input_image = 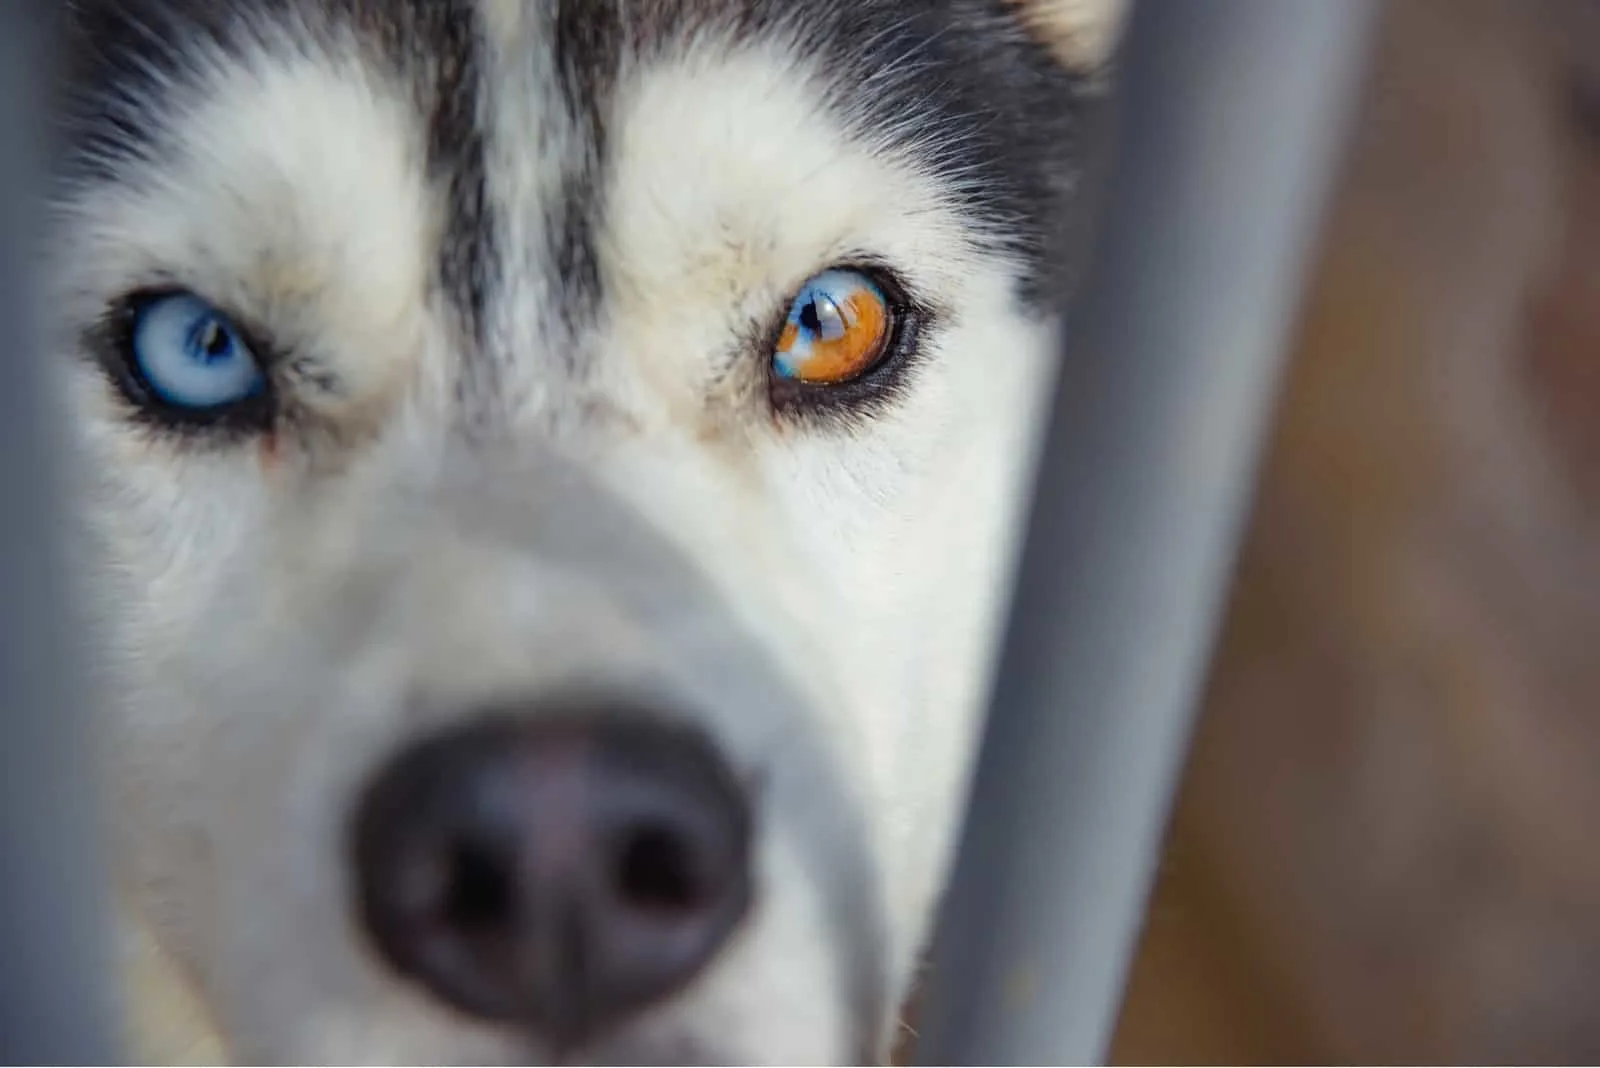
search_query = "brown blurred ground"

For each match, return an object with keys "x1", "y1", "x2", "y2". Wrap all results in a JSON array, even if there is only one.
[{"x1": 1111, "y1": 0, "x2": 1600, "y2": 1061}]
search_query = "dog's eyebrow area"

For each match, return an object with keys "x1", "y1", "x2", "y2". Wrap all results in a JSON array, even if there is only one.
[
  {"x1": 53, "y1": 15, "x2": 461, "y2": 418},
  {"x1": 515, "y1": 0, "x2": 1093, "y2": 317}
]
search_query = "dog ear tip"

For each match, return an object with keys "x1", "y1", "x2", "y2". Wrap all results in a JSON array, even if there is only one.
[{"x1": 1004, "y1": 0, "x2": 1133, "y2": 73}]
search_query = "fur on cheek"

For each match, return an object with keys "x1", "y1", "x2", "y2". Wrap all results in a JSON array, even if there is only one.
[{"x1": 119, "y1": 897, "x2": 228, "y2": 1065}]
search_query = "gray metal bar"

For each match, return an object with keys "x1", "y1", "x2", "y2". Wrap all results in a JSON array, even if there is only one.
[
  {"x1": 914, "y1": 1, "x2": 1376, "y2": 1063},
  {"x1": 0, "y1": 2, "x2": 121, "y2": 1063}
]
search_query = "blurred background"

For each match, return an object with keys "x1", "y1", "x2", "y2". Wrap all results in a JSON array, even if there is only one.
[{"x1": 1110, "y1": 0, "x2": 1600, "y2": 1061}]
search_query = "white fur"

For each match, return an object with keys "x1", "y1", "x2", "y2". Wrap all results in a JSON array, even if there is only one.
[{"x1": 58, "y1": 14, "x2": 1064, "y2": 1065}]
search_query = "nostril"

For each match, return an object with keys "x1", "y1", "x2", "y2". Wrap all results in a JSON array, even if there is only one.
[
  {"x1": 616, "y1": 824, "x2": 703, "y2": 914},
  {"x1": 444, "y1": 838, "x2": 516, "y2": 932}
]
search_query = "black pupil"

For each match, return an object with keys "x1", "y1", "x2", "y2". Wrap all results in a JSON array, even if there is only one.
[
  {"x1": 199, "y1": 321, "x2": 229, "y2": 358},
  {"x1": 798, "y1": 299, "x2": 822, "y2": 333},
  {"x1": 443, "y1": 840, "x2": 514, "y2": 930}
]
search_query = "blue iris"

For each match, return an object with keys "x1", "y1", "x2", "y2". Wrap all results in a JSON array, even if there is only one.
[{"x1": 130, "y1": 293, "x2": 266, "y2": 411}]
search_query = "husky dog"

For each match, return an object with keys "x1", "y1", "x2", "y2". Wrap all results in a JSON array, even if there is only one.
[{"x1": 50, "y1": 0, "x2": 1125, "y2": 1062}]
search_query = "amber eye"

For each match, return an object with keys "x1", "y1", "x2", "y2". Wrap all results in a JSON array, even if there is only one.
[{"x1": 771, "y1": 269, "x2": 894, "y2": 385}]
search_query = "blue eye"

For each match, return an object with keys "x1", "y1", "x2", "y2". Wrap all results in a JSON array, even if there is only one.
[{"x1": 127, "y1": 292, "x2": 267, "y2": 413}]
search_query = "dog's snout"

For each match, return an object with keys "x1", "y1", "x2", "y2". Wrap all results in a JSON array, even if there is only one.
[{"x1": 348, "y1": 704, "x2": 753, "y2": 1047}]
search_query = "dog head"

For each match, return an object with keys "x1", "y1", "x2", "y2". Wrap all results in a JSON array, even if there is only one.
[{"x1": 51, "y1": 0, "x2": 1124, "y2": 1061}]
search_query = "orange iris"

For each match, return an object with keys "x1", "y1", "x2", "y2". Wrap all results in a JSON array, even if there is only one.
[{"x1": 773, "y1": 270, "x2": 893, "y2": 385}]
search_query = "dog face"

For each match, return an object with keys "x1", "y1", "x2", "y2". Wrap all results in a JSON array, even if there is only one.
[{"x1": 50, "y1": 0, "x2": 1120, "y2": 1061}]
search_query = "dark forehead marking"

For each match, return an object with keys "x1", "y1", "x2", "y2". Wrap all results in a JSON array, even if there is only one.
[
  {"x1": 534, "y1": 0, "x2": 1102, "y2": 329},
  {"x1": 548, "y1": 2, "x2": 628, "y2": 336},
  {"x1": 54, "y1": 0, "x2": 493, "y2": 337},
  {"x1": 398, "y1": 2, "x2": 493, "y2": 343}
]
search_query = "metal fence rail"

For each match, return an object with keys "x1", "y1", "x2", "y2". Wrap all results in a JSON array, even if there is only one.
[
  {"x1": 0, "y1": 3, "x2": 120, "y2": 1065},
  {"x1": 914, "y1": 1, "x2": 1376, "y2": 1063}
]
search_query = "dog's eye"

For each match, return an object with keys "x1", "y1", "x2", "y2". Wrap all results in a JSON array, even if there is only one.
[
  {"x1": 122, "y1": 292, "x2": 267, "y2": 417},
  {"x1": 772, "y1": 269, "x2": 894, "y2": 385}
]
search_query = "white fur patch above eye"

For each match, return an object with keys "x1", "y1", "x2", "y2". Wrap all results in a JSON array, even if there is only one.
[
  {"x1": 585, "y1": 42, "x2": 994, "y2": 412},
  {"x1": 55, "y1": 41, "x2": 441, "y2": 414}
]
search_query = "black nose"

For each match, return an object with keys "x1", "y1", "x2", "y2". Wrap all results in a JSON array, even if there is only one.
[{"x1": 347, "y1": 704, "x2": 753, "y2": 1047}]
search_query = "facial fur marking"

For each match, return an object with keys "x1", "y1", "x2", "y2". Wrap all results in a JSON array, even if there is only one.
[
  {"x1": 548, "y1": 1, "x2": 628, "y2": 342},
  {"x1": 415, "y1": 1, "x2": 495, "y2": 350}
]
